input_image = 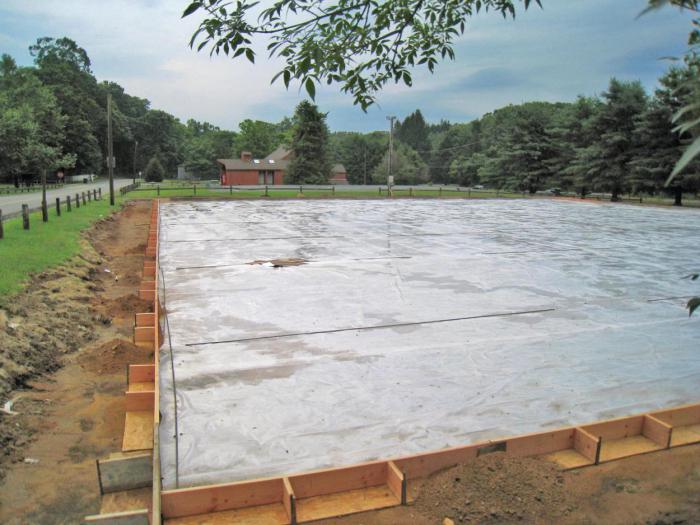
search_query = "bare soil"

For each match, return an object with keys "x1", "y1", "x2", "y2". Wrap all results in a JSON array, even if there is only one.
[
  {"x1": 320, "y1": 445, "x2": 700, "y2": 525},
  {"x1": 0, "y1": 201, "x2": 152, "y2": 524}
]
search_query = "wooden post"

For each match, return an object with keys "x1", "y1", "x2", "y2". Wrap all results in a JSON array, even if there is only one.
[
  {"x1": 332, "y1": 185, "x2": 335, "y2": 195},
  {"x1": 41, "y1": 170, "x2": 48, "y2": 222},
  {"x1": 157, "y1": 185, "x2": 160, "y2": 196},
  {"x1": 93, "y1": 189, "x2": 97, "y2": 200},
  {"x1": 379, "y1": 187, "x2": 382, "y2": 195},
  {"x1": 67, "y1": 195, "x2": 72, "y2": 211},
  {"x1": 265, "y1": 185, "x2": 269, "y2": 197},
  {"x1": 468, "y1": 188, "x2": 471, "y2": 198},
  {"x1": 193, "y1": 183, "x2": 197, "y2": 195},
  {"x1": 22, "y1": 204, "x2": 29, "y2": 230},
  {"x1": 409, "y1": 187, "x2": 413, "y2": 197},
  {"x1": 88, "y1": 189, "x2": 92, "y2": 202},
  {"x1": 299, "y1": 185, "x2": 303, "y2": 194},
  {"x1": 98, "y1": 188, "x2": 102, "y2": 199},
  {"x1": 0, "y1": 209, "x2": 3, "y2": 239},
  {"x1": 82, "y1": 192, "x2": 86, "y2": 205},
  {"x1": 55, "y1": 197, "x2": 61, "y2": 216},
  {"x1": 229, "y1": 185, "x2": 232, "y2": 195},
  {"x1": 439, "y1": 187, "x2": 442, "y2": 197},
  {"x1": 76, "y1": 192, "x2": 81, "y2": 208}
]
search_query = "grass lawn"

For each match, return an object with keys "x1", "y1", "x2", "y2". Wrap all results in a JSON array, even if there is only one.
[{"x1": 0, "y1": 196, "x2": 123, "y2": 301}]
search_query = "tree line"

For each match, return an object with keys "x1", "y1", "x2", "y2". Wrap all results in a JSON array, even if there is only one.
[
  {"x1": 0, "y1": 37, "x2": 236, "y2": 185},
  {"x1": 331, "y1": 58, "x2": 700, "y2": 204},
  {"x1": 2, "y1": 36, "x2": 698, "y2": 203}
]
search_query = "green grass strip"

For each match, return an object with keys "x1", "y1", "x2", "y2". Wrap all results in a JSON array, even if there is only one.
[{"x1": 0, "y1": 197, "x2": 123, "y2": 300}]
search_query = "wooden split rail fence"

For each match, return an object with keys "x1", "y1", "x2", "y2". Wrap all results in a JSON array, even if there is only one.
[{"x1": 0, "y1": 188, "x2": 102, "y2": 240}]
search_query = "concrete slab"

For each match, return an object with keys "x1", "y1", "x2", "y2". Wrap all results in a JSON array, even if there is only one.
[{"x1": 157, "y1": 199, "x2": 700, "y2": 489}]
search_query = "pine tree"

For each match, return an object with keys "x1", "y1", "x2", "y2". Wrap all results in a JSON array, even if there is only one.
[
  {"x1": 585, "y1": 79, "x2": 648, "y2": 201},
  {"x1": 395, "y1": 110, "x2": 430, "y2": 154},
  {"x1": 144, "y1": 155, "x2": 165, "y2": 182},
  {"x1": 287, "y1": 101, "x2": 331, "y2": 184}
]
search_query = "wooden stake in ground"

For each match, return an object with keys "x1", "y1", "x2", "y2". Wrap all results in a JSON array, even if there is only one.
[
  {"x1": 41, "y1": 170, "x2": 48, "y2": 222},
  {"x1": 67, "y1": 195, "x2": 72, "y2": 212},
  {"x1": 76, "y1": 193, "x2": 80, "y2": 208},
  {"x1": 0, "y1": 209, "x2": 4, "y2": 239},
  {"x1": 22, "y1": 204, "x2": 29, "y2": 230},
  {"x1": 55, "y1": 197, "x2": 61, "y2": 216},
  {"x1": 82, "y1": 192, "x2": 86, "y2": 206}
]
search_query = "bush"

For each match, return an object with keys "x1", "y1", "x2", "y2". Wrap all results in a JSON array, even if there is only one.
[{"x1": 144, "y1": 156, "x2": 165, "y2": 182}]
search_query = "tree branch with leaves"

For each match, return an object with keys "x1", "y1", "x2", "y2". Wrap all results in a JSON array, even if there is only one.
[{"x1": 183, "y1": 0, "x2": 540, "y2": 110}]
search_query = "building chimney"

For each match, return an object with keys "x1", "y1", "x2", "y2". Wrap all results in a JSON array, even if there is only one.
[{"x1": 240, "y1": 151, "x2": 252, "y2": 162}]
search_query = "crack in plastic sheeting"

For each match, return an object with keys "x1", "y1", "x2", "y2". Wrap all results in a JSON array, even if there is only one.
[
  {"x1": 158, "y1": 227, "x2": 180, "y2": 488},
  {"x1": 184, "y1": 308, "x2": 557, "y2": 347}
]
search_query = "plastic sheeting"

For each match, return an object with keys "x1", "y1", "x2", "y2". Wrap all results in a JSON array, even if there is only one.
[{"x1": 157, "y1": 199, "x2": 700, "y2": 490}]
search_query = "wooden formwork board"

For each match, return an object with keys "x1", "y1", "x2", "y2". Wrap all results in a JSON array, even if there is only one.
[
  {"x1": 158, "y1": 404, "x2": 700, "y2": 523},
  {"x1": 651, "y1": 403, "x2": 700, "y2": 447}
]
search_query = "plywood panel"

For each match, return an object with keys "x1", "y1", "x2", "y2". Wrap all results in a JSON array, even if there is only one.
[
  {"x1": 670, "y1": 424, "x2": 700, "y2": 447},
  {"x1": 122, "y1": 411, "x2": 153, "y2": 452},
  {"x1": 135, "y1": 313, "x2": 156, "y2": 327},
  {"x1": 582, "y1": 415, "x2": 644, "y2": 441},
  {"x1": 289, "y1": 462, "x2": 387, "y2": 499},
  {"x1": 541, "y1": 448, "x2": 593, "y2": 470},
  {"x1": 393, "y1": 444, "x2": 479, "y2": 479},
  {"x1": 574, "y1": 428, "x2": 600, "y2": 463},
  {"x1": 651, "y1": 404, "x2": 700, "y2": 428},
  {"x1": 386, "y1": 461, "x2": 405, "y2": 505},
  {"x1": 129, "y1": 364, "x2": 155, "y2": 383},
  {"x1": 295, "y1": 485, "x2": 399, "y2": 523},
  {"x1": 599, "y1": 435, "x2": 662, "y2": 463},
  {"x1": 164, "y1": 504, "x2": 289, "y2": 525},
  {"x1": 642, "y1": 415, "x2": 671, "y2": 448},
  {"x1": 162, "y1": 478, "x2": 283, "y2": 518},
  {"x1": 127, "y1": 382, "x2": 155, "y2": 393},
  {"x1": 125, "y1": 391, "x2": 154, "y2": 411},
  {"x1": 98, "y1": 452, "x2": 152, "y2": 493},
  {"x1": 506, "y1": 428, "x2": 575, "y2": 458},
  {"x1": 134, "y1": 327, "x2": 155, "y2": 343}
]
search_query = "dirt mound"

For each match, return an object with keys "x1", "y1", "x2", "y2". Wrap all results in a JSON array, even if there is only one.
[
  {"x1": 414, "y1": 452, "x2": 572, "y2": 524},
  {"x1": 0, "y1": 251, "x2": 102, "y2": 400},
  {"x1": 80, "y1": 338, "x2": 152, "y2": 374},
  {"x1": 100, "y1": 294, "x2": 153, "y2": 318}
]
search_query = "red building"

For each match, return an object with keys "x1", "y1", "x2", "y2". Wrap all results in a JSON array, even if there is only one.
[
  {"x1": 218, "y1": 147, "x2": 348, "y2": 185},
  {"x1": 218, "y1": 147, "x2": 290, "y2": 185}
]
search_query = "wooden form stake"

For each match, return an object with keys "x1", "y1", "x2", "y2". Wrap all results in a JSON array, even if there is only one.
[{"x1": 55, "y1": 197, "x2": 61, "y2": 216}]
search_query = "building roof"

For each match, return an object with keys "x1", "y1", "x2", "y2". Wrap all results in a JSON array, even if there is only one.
[
  {"x1": 264, "y1": 146, "x2": 294, "y2": 162},
  {"x1": 331, "y1": 164, "x2": 347, "y2": 174},
  {"x1": 217, "y1": 157, "x2": 289, "y2": 171}
]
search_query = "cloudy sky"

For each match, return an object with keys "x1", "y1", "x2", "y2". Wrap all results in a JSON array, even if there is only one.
[{"x1": 0, "y1": 1, "x2": 693, "y2": 132}]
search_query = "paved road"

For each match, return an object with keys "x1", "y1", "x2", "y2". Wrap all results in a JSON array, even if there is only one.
[{"x1": 0, "y1": 178, "x2": 133, "y2": 217}]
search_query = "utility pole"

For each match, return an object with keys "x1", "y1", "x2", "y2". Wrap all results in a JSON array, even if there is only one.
[
  {"x1": 133, "y1": 140, "x2": 139, "y2": 185},
  {"x1": 363, "y1": 147, "x2": 367, "y2": 185},
  {"x1": 107, "y1": 93, "x2": 115, "y2": 205},
  {"x1": 386, "y1": 116, "x2": 396, "y2": 187}
]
